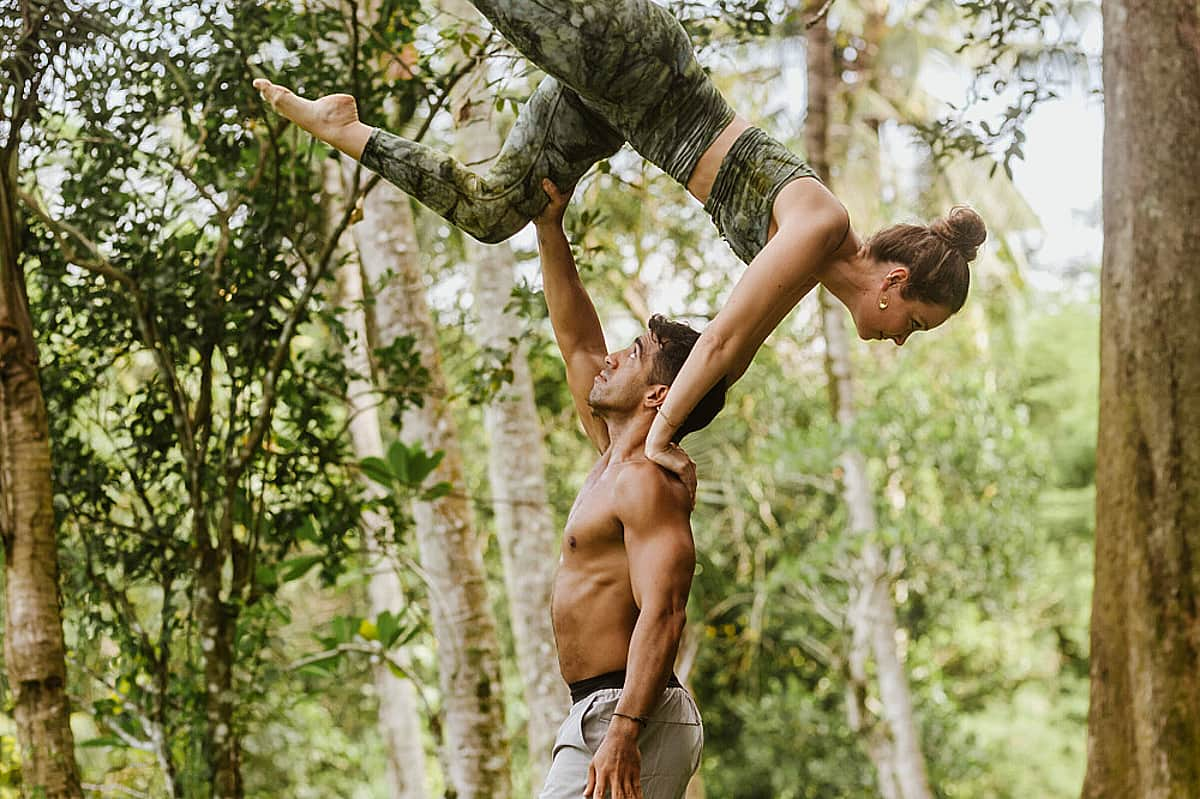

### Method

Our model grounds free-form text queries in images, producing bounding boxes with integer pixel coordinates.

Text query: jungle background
[1,0,1121,797]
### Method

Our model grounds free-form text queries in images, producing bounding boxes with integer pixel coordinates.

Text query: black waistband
[568,670,683,705]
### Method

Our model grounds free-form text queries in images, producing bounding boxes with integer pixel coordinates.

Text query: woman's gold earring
[878,297,888,310]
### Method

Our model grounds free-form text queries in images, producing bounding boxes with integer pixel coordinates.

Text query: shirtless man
[533,180,727,799]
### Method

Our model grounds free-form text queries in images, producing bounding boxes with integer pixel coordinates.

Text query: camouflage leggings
[361,0,734,243]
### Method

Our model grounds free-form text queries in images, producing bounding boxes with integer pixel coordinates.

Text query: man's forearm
[614,605,687,721]
[535,222,604,352]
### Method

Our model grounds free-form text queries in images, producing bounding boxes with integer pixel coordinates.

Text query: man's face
[588,330,662,414]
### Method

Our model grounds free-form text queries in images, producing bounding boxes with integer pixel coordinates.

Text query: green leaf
[408,449,445,485]
[254,564,278,589]
[377,611,405,649]
[360,456,394,487]
[387,440,410,485]
[331,614,363,644]
[279,554,323,582]
[79,735,126,748]
[298,658,339,678]
[295,516,319,543]
[421,481,452,501]
[397,623,422,647]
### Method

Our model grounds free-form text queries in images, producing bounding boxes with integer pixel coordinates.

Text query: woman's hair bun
[930,205,987,262]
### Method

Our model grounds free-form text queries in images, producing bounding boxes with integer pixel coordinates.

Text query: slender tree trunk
[806,16,932,799]
[1082,2,1200,796]
[326,162,432,799]
[820,291,908,799]
[195,548,242,799]
[443,3,570,786]
[364,564,432,799]
[0,121,84,799]
[343,164,511,799]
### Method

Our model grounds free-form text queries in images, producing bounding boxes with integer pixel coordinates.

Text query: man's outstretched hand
[534,178,570,229]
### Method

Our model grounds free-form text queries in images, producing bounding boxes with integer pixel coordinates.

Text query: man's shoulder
[612,460,691,519]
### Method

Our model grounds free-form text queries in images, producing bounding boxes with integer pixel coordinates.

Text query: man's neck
[601,409,656,463]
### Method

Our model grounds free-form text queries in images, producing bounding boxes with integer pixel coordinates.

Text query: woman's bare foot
[252,78,373,160]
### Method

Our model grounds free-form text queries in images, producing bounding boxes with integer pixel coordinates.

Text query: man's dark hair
[646,314,728,443]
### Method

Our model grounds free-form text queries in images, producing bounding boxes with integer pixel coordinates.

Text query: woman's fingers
[681,457,698,509]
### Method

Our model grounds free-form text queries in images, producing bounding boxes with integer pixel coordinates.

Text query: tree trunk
[444,2,571,786]
[0,124,84,799]
[344,165,511,799]
[196,552,242,799]
[820,290,914,799]
[807,16,933,799]
[1082,2,1200,797]
[327,162,431,799]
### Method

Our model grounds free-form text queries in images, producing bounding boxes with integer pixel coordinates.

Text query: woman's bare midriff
[685,115,752,204]
[685,116,839,246]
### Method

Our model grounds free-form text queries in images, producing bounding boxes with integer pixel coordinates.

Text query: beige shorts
[538,686,703,799]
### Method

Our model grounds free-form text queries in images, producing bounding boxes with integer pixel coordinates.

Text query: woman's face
[854,266,954,347]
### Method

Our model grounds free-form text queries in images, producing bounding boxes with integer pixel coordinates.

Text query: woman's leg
[361,77,623,242]
[256,76,624,243]
[465,0,684,104]
[462,0,732,184]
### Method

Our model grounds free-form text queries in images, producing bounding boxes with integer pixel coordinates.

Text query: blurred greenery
[1,0,1097,796]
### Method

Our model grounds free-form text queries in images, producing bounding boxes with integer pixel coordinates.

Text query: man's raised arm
[534,180,610,452]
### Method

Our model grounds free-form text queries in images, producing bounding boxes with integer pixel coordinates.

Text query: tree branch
[228,212,352,475]
[16,187,201,464]
[805,0,836,29]
[287,640,439,721]
[16,188,137,291]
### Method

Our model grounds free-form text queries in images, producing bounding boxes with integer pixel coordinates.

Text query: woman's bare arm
[645,187,848,463]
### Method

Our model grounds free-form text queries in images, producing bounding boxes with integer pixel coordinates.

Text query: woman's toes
[252,79,291,111]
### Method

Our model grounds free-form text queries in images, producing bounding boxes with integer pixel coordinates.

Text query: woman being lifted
[254,0,986,476]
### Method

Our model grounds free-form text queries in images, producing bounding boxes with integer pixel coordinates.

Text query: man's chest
[562,465,623,555]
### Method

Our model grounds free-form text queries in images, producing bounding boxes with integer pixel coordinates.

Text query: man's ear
[644,384,669,408]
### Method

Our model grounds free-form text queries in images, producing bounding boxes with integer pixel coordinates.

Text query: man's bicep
[623,491,695,609]
[627,522,695,612]
[565,349,610,452]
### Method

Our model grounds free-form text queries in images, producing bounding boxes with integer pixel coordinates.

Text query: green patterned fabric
[361,0,815,261]
[704,127,818,264]
[465,0,734,183]
[363,78,624,243]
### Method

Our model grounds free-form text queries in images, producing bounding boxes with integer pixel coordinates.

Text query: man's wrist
[607,714,642,738]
